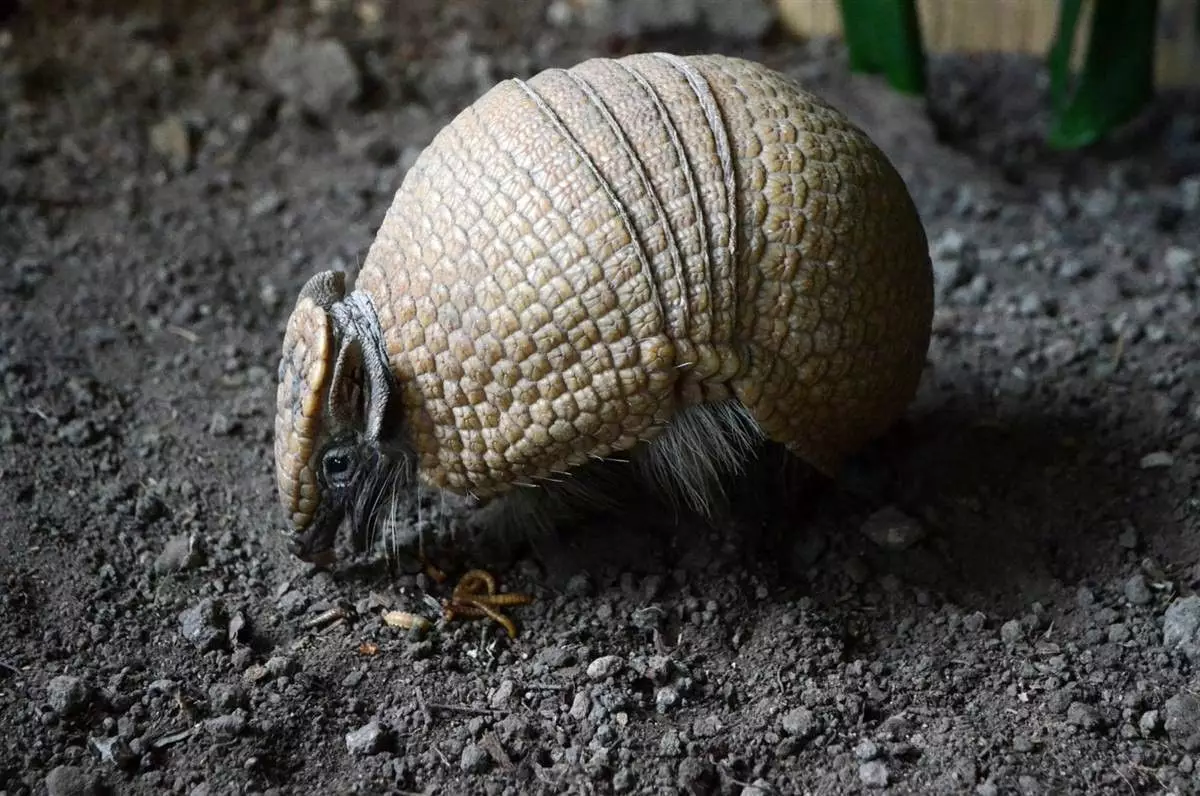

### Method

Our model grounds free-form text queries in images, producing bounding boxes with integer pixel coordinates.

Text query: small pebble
[203,710,247,738]
[149,115,192,172]
[1164,245,1196,277]
[154,534,203,574]
[569,692,590,721]
[612,767,635,793]
[276,590,309,617]
[659,729,684,757]
[959,273,992,304]
[1140,709,1161,736]
[859,760,889,788]
[265,655,298,677]
[586,654,624,681]
[931,228,973,295]
[537,646,575,669]
[88,736,136,770]
[781,707,816,738]
[230,647,254,671]
[691,715,722,738]
[1081,188,1117,217]
[1016,292,1044,316]
[1124,573,1152,605]
[178,598,226,652]
[489,679,515,707]
[631,605,666,631]
[47,675,90,716]
[207,412,236,436]
[1066,702,1101,731]
[860,506,926,551]
[1163,596,1200,662]
[1140,451,1175,469]
[962,611,986,632]
[1182,175,1200,210]
[676,757,718,793]
[1056,257,1090,281]
[45,765,99,796]
[656,686,680,713]
[564,573,593,597]
[740,780,774,796]
[1000,619,1024,645]
[243,664,270,684]
[854,738,880,761]
[259,30,362,118]
[346,721,388,756]
[208,683,246,712]
[1017,774,1042,795]
[248,191,286,218]
[460,743,492,773]
[1166,693,1200,751]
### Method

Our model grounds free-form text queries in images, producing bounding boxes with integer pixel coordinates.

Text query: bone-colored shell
[341,52,931,500]
[274,296,334,527]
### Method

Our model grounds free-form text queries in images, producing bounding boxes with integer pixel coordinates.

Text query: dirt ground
[3,1,1200,794]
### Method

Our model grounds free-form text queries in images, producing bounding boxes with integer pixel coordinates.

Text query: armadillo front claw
[440,568,534,639]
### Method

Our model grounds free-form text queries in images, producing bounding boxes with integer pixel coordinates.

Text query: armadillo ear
[361,356,392,444]
[299,270,346,310]
[327,335,366,431]
[324,288,395,445]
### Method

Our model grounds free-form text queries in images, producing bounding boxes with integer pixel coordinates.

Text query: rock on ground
[259,29,361,119]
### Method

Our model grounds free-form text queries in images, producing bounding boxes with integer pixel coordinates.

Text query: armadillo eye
[321,446,356,488]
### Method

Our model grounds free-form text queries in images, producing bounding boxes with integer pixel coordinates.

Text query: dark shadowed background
[2,1,1199,794]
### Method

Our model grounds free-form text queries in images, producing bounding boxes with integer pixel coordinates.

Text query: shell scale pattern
[313,52,933,505]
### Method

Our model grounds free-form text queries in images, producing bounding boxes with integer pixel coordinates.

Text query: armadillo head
[273,270,403,564]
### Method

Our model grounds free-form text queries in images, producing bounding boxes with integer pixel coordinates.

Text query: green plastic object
[834,0,1164,149]
[838,0,927,95]
[1047,0,1160,149]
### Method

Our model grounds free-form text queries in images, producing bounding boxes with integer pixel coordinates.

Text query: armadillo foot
[439,567,534,639]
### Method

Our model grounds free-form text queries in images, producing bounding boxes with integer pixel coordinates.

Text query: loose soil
[2,1,1200,794]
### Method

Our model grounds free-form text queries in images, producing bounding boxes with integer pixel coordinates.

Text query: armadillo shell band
[274,295,334,532]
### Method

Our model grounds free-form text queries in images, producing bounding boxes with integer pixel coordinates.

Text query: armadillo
[274,52,934,564]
